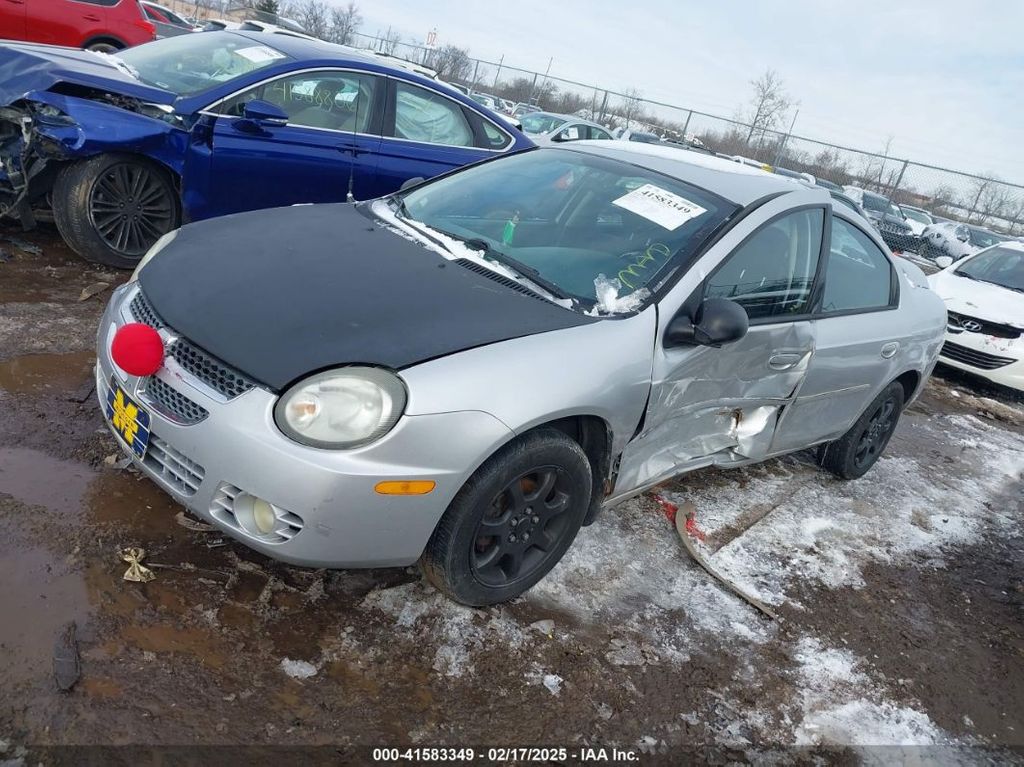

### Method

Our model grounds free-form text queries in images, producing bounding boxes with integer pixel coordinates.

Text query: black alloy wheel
[88,161,176,258]
[470,466,575,587]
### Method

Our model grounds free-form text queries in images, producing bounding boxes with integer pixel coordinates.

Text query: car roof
[529,112,606,129]
[557,141,806,205]
[228,29,379,63]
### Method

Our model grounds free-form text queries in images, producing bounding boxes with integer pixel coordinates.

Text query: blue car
[0,32,532,267]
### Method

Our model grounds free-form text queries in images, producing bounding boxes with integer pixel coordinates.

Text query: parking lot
[1,225,1021,759]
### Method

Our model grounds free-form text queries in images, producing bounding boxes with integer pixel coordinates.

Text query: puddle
[0,544,90,690]
[84,470,183,537]
[0,446,94,511]
[0,351,95,394]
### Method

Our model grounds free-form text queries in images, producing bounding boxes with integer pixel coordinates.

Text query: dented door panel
[614,320,813,493]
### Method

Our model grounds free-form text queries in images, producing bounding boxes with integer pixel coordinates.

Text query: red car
[0,0,156,52]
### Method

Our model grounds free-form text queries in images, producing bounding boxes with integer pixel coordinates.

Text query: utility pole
[772,109,799,167]
[493,55,503,88]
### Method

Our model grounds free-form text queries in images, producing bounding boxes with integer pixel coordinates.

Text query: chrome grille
[169,339,255,399]
[129,291,164,329]
[128,289,256,399]
[210,483,304,544]
[140,376,209,424]
[947,311,1022,340]
[940,341,1016,371]
[144,435,205,496]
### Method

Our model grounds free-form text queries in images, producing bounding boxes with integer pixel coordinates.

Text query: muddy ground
[1,223,1022,764]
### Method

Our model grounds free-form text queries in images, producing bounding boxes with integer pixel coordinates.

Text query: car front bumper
[937,324,1024,392]
[96,284,514,568]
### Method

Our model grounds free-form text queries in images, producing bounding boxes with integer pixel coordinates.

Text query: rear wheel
[53,154,179,269]
[420,429,592,606]
[817,381,904,480]
[84,40,123,53]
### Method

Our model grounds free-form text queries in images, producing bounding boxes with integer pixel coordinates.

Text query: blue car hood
[0,42,176,105]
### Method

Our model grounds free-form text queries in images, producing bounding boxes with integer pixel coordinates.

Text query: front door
[187,70,383,221]
[615,195,827,494]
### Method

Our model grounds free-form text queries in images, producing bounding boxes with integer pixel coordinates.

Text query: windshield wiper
[434,230,572,301]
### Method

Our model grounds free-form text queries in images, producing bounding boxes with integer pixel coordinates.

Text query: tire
[817,381,905,480]
[420,428,592,606]
[52,153,180,269]
[84,39,123,53]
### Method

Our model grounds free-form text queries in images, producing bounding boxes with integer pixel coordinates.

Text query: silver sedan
[95,142,947,605]
[520,111,614,144]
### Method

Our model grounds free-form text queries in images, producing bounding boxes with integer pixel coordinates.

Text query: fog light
[252,498,276,535]
[233,492,280,537]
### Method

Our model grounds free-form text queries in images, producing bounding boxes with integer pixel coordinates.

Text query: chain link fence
[148,12,1024,237]
[348,32,1023,237]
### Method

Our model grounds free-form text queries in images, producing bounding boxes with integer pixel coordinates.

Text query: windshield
[117,32,288,96]
[968,227,1005,248]
[520,113,568,135]
[955,247,1024,292]
[394,149,736,307]
[860,193,887,213]
[902,207,930,224]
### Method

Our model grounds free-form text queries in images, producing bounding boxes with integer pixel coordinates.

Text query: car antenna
[345,79,361,203]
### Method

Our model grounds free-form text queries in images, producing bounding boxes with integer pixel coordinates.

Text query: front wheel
[817,381,905,480]
[52,154,180,269]
[420,429,592,606]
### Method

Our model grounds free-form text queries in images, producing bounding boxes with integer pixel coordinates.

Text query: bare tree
[254,0,279,14]
[619,88,643,129]
[426,45,473,83]
[377,27,401,55]
[329,2,361,46]
[295,0,329,39]
[744,69,793,145]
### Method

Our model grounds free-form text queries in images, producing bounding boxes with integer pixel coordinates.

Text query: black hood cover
[140,204,593,391]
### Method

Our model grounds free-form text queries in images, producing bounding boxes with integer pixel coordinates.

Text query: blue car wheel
[53,153,180,269]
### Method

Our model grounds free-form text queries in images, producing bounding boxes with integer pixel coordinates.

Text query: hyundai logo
[960,319,983,332]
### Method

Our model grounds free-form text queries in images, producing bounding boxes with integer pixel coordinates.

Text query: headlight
[129,229,178,283]
[275,367,407,449]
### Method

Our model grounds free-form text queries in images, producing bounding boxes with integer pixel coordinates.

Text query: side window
[706,208,824,320]
[218,71,381,134]
[822,216,894,312]
[393,81,474,147]
[589,126,613,140]
[478,117,511,150]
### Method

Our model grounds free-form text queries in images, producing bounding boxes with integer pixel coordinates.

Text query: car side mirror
[241,99,288,126]
[956,231,969,243]
[664,297,749,348]
[934,256,953,269]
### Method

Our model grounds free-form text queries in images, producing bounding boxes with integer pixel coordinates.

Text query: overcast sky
[358,0,1024,184]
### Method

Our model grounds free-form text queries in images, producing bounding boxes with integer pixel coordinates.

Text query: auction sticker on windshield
[612,183,707,230]
[235,46,286,64]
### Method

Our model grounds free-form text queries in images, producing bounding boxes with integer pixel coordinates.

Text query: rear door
[25,0,112,47]
[615,192,828,492]
[0,0,26,41]
[770,212,901,452]
[192,69,384,220]
[373,78,509,198]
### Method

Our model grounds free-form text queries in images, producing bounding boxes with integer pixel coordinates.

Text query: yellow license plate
[105,380,151,459]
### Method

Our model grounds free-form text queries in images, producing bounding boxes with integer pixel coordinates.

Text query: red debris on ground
[651,493,707,542]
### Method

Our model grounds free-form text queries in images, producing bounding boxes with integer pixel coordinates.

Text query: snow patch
[791,638,943,746]
[279,658,318,679]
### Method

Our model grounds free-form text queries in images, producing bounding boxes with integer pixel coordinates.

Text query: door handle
[83,12,101,20]
[768,352,804,371]
[337,142,362,156]
[880,341,900,359]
